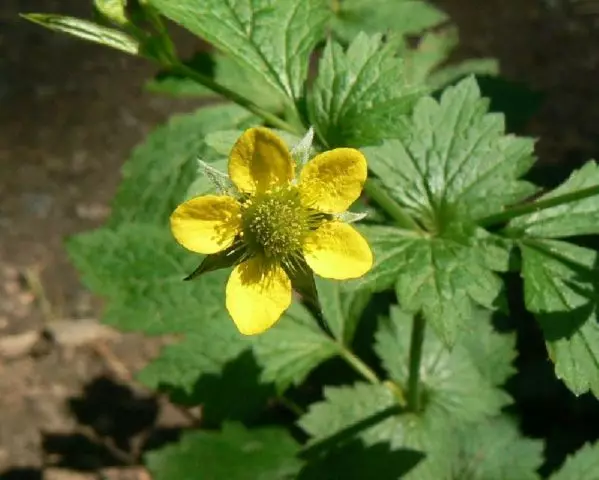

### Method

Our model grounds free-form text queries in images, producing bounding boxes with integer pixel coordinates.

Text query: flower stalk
[407,312,426,412]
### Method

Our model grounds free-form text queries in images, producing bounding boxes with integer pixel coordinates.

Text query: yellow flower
[170,127,373,335]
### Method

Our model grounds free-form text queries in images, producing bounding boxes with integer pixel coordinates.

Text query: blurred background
[2,0,599,478]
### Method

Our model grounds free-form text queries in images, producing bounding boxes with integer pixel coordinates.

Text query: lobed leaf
[363,77,537,226]
[549,442,599,480]
[509,160,599,238]
[149,0,329,103]
[146,422,303,480]
[520,239,599,397]
[309,32,425,147]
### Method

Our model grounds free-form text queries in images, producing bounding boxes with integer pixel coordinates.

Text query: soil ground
[2,0,599,478]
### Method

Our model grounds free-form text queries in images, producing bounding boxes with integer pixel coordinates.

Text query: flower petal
[228,127,295,194]
[170,195,241,254]
[303,221,373,279]
[299,148,367,213]
[226,258,292,335]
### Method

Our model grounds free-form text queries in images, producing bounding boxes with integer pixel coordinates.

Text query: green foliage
[549,442,599,480]
[309,32,425,147]
[331,0,447,42]
[149,0,330,104]
[28,0,599,477]
[146,423,303,480]
[22,14,139,55]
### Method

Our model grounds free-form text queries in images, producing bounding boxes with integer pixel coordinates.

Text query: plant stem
[170,63,300,134]
[339,346,380,384]
[478,184,599,228]
[364,179,422,232]
[407,313,425,412]
[278,396,304,416]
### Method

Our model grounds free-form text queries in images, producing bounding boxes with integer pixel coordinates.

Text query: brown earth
[2,0,599,478]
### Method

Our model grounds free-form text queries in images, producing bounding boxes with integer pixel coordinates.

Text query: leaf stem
[364,179,422,232]
[339,345,380,384]
[278,396,304,416]
[478,184,599,228]
[170,63,301,134]
[407,312,426,412]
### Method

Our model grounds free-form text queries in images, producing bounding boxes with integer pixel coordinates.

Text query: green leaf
[520,239,599,397]
[363,77,537,225]
[149,0,330,103]
[67,223,230,335]
[402,28,498,89]
[352,224,506,345]
[299,439,423,480]
[309,33,425,147]
[109,104,256,227]
[146,423,303,480]
[22,13,139,55]
[94,0,128,26]
[550,442,599,480]
[452,416,544,480]
[332,0,447,42]
[315,278,371,344]
[298,382,456,480]
[252,303,339,392]
[509,160,599,238]
[374,307,511,425]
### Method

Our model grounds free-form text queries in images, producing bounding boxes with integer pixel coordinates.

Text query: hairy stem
[478,185,599,228]
[339,346,380,384]
[364,179,422,232]
[170,63,300,134]
[407,313,426,412]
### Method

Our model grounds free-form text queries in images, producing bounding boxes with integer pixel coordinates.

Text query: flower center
[241,185,308,260]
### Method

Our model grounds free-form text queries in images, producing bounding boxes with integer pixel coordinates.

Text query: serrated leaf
[252,302,339,392]
[375,307,511,425]
[315,278,371,344]
[332,0,447,42]
[520,239,599,397]
[67,223,230,335]
[298,382,456,480]
[550,442,599,480]
[509,160,599,238]
[22,14,139,55]
[146,423,303,480]
[452,416,544,480]
[299,439,423,480]
[109,104,256,227]
[363,77,537,225]
[309,33,425,147]
[149,0,330,103]
[352,224,505,345]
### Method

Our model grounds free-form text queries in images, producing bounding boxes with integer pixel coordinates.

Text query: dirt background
[2,0,599,478]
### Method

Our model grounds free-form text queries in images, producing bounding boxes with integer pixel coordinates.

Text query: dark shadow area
[0,468,42,480]
[299,438,423,480]
[41,375,185,471]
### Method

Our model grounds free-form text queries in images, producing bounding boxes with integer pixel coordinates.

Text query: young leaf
[67,223,231,335]
[331,0,447,42]
[109,105,256,227]
[374,307,511,425]
[550,442,599,480]
[309,33,425,147]
[315,278,371,344]
[520,239,599,397]
[298,382,456,480]
[509,160,599,238]
[352,224,506,345]
[22,14,139,55]
[252,302,340,392]
[146,423,303,480]
[363,77,537,224]
[148,0,330,103]
[452,416,544,480]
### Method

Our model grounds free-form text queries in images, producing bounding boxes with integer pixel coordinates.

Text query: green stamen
[241,185,309,261]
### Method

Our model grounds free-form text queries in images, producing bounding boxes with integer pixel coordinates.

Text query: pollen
[241,185,308,260]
